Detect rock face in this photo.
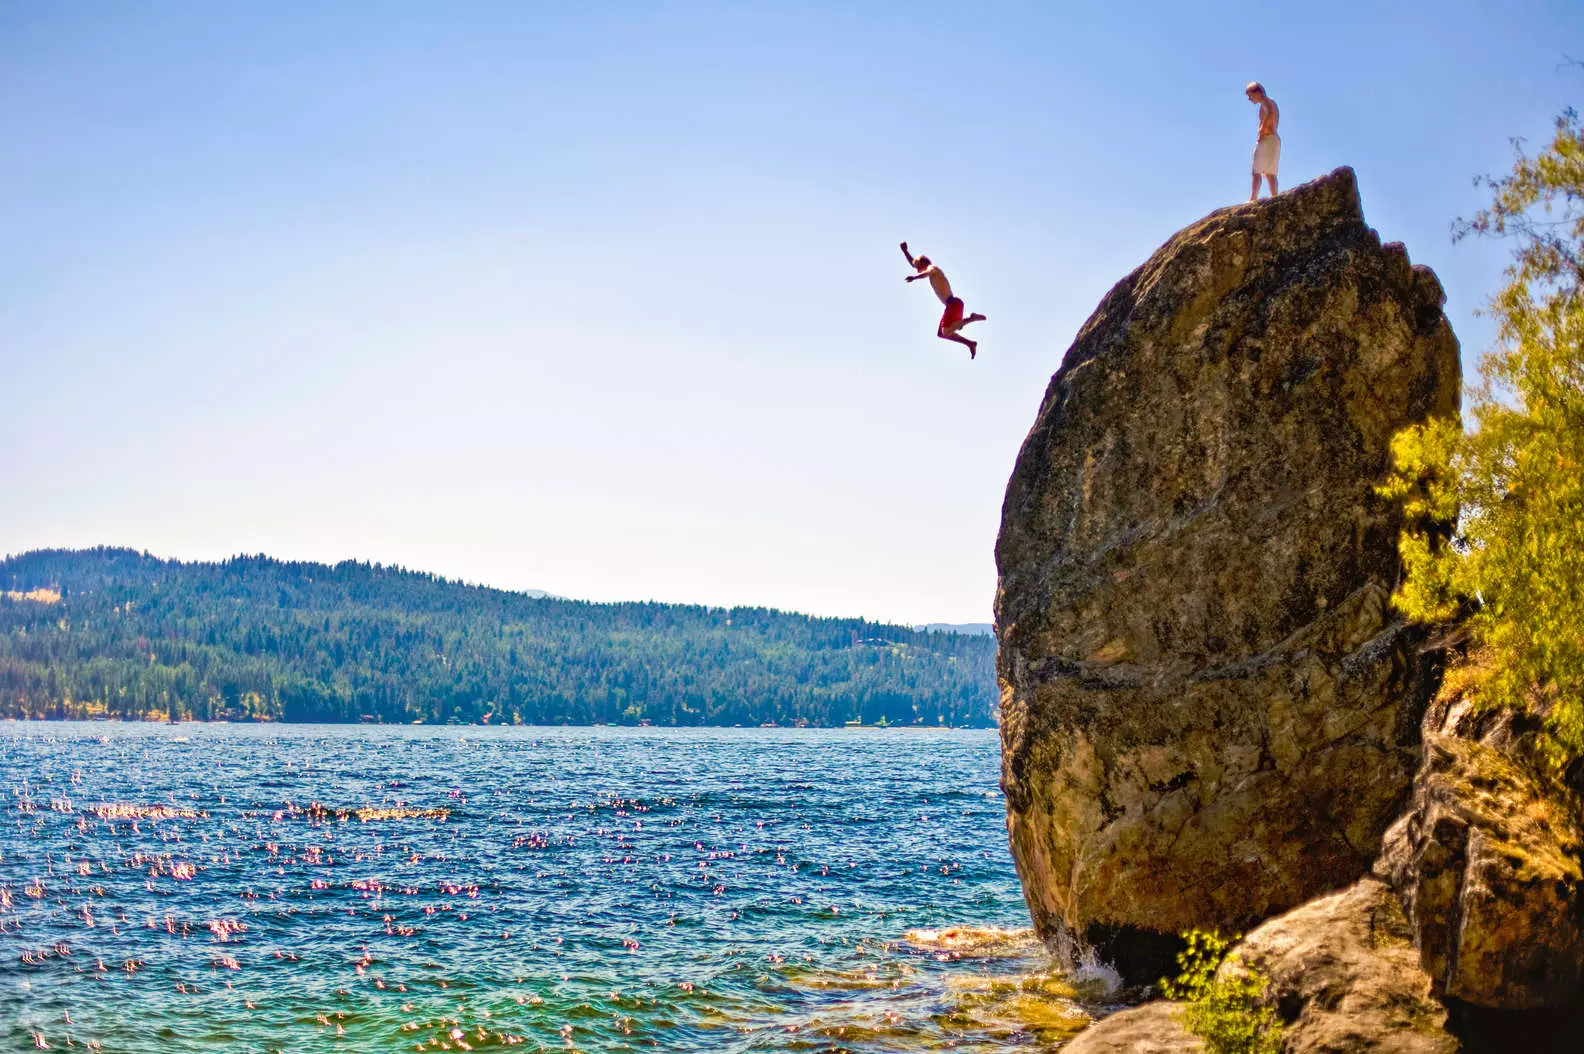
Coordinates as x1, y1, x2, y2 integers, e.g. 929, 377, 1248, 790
1066, 881, 1454, 1054
1377, 686, 1584, 1010
1233, 879, 1456, 1053
995, 168, 1461, 972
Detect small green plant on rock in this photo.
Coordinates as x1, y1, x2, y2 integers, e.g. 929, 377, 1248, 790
1161, 929, 1285, 1054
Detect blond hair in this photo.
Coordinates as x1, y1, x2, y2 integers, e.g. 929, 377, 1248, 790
1246, 81, 1265, 96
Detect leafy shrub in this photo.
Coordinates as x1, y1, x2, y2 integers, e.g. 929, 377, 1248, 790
1380, 109, 1584, 765
1160, 929, 1284, 1054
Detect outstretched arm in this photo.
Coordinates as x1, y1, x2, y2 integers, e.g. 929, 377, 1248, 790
899, 241, 917, 269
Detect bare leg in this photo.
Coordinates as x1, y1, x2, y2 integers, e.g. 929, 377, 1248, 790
1267, 174, 1279, 196
960, 312, 987, 326
1250, 173, 1261, 201
939, 329, 978, 359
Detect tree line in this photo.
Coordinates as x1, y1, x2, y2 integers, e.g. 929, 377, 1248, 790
0, 548, 997, 727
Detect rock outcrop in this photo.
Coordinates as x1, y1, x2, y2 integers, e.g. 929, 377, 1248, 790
1063, 1003, 1201, 1054
995, 167, 1461, 974
1232, 879, 1456, 1053
1069, 879, 1457, 1053
1377, 681, 1584, 1010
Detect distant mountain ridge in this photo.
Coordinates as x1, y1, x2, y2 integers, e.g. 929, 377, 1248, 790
0, 548, 997, 727
919, 622, 994, 636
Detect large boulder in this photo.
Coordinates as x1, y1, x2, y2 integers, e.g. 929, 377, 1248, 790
995, 168, 1461, 974
1377, 685, 1584, 1010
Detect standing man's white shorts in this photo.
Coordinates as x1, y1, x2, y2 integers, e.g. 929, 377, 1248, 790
1253, 133, 1281, 177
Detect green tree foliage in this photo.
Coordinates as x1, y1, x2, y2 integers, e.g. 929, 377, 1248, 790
1161, 930, 1284, 1054
0, 548, 997, 726
1381, 108, 1584, 759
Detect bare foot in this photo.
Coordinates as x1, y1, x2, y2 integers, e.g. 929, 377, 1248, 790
967, 313, 987, 323
968, 342, 978, 360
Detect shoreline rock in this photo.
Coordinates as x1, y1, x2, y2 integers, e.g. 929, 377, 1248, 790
1232, 878, 1456, 1052
1377, 682, 1584, 1010
995, 167, 1461, 977
1066, 879, 1458, 1053
1063, 1002, 1201, 1053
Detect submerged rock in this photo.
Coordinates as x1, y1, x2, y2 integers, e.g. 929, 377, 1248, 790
995, 168, 1461, 974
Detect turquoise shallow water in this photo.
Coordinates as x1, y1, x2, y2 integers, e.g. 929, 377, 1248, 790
0, 724, 1097, 1052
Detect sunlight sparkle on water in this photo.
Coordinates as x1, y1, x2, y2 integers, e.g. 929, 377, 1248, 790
0, 725, 1102, 1052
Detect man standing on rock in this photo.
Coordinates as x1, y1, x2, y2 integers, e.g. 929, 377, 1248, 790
1247, 81, 1280, 200
900, 242, 987, 359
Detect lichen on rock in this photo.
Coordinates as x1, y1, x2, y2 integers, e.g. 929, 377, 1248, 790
994, 167, 1461, 976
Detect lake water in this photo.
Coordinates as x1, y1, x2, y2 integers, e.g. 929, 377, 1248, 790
0, 724, 1104, 1052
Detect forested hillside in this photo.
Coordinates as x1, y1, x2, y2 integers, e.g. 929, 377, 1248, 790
0, 549, 996, 726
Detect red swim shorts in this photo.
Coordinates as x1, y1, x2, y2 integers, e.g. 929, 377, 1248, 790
938, 296, 965, 332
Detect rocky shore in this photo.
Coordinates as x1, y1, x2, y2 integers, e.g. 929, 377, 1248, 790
996, 168, 1583, 1050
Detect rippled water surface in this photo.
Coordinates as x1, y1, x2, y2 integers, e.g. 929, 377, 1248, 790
1, 724, 1099, 1052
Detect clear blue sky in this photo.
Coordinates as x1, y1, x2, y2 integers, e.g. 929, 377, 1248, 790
2, 1, 1578, 624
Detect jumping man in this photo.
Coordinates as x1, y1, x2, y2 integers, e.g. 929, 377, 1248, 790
900, 242, 986, 359
1246, 81, 1280, 200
